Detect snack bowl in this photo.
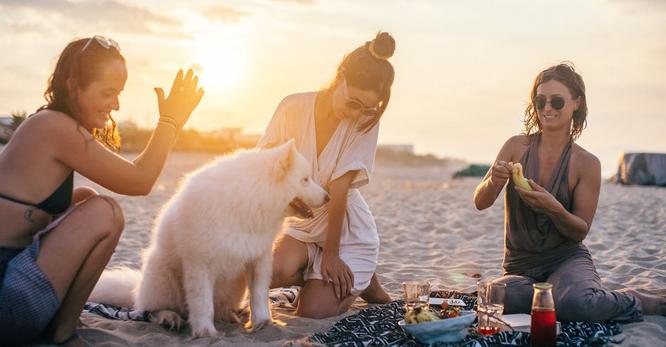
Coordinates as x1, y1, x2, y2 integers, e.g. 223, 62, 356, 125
398, 310, 476, 344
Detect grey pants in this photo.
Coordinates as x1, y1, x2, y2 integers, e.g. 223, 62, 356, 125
495, 248, 642, 323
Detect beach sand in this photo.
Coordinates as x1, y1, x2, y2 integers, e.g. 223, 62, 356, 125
48, 153, 666, 345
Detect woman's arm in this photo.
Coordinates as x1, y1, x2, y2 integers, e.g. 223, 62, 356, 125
321, 170, 358, 300
53, 70, 204, 195
516, 153, 601, 242
474, 136, 519, 210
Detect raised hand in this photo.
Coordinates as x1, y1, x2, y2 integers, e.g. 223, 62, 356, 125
154, 69, 205, 128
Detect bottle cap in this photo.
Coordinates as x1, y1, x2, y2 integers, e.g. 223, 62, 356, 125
533, 282, 553, 289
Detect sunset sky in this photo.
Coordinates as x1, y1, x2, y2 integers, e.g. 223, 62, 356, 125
1, 0, 665, 176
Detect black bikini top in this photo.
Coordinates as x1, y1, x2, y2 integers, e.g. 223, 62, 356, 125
0, 172, 73, 215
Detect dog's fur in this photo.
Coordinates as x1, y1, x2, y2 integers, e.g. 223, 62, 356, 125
90, 140, 328, 337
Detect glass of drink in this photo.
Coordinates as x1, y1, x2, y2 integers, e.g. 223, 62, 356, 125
417, 281, 431, 308
403, 280, 431, 310
531, 282, 556, 347
402, 281, 419, 310
477, 280, 506, 335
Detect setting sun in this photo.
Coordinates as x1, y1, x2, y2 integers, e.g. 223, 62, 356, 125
192, 37, 247, 92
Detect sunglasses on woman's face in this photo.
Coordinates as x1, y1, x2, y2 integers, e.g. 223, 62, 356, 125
82, 35, 121, 52
533, 95, 567, 111
342, 79, 380, 117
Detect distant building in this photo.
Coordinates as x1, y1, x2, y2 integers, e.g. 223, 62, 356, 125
377, 144, 414, 155
0, 116, 14, 143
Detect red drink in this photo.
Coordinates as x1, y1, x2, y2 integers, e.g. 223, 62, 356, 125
477, 326, 501, 335
531, 308, 556, 347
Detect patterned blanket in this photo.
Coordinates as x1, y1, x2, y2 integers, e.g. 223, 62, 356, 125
310, 291, 622, 347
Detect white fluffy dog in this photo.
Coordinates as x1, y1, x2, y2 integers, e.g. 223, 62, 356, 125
91, 140, 328, 337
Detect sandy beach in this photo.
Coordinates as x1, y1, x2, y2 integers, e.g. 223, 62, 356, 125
45, 152, 666, 345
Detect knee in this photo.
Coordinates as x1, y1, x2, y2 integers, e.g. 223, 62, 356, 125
82, 195, 125, 238
73, 186, 98, 204
296, 303, 336, 319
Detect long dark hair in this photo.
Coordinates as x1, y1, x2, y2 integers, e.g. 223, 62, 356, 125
523, 62, 588, 141
328, 31, 396, 132
38, 37, 125, 150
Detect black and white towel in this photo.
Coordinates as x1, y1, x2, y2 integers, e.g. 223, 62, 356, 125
310, 291, 622, 347
83, 286, 301, 322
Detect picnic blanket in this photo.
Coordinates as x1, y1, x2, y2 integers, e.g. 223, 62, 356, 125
310, 290, 622, 347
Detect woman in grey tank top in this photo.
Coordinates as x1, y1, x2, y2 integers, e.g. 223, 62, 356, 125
473, 63, 664, 322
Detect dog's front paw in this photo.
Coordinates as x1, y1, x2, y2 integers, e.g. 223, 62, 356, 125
190, 318, 218, 338
152, 310, 185, 331
245, 318, 270, 332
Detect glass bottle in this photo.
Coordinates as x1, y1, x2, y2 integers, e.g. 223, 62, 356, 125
531, 282, 556, 347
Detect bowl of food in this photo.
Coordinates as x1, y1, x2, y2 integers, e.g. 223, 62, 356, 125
398, 305, 476, 344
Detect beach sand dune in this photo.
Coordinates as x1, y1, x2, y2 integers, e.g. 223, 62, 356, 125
69, 153, 665, 346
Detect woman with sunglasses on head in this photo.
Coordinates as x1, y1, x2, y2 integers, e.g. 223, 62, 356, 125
473, 63, 663, 322
0, 36, 203, 345
258, 32, 394, 318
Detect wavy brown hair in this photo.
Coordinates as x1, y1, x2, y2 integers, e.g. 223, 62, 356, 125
38, 37, 125, 150
326, 31, 396, 133
523, 62, 587, 141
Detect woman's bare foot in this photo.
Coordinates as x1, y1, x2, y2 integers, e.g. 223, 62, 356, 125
360, 273, 392, 304
621, 288, 666, 316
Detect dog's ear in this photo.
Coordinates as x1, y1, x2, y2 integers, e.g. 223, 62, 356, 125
272, 139, 296, 181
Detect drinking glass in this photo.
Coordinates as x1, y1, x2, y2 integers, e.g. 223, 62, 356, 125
417, 281, 431, 308
403, 281, 431, 310
477, 280, 506, 335
402, 281, 419, 310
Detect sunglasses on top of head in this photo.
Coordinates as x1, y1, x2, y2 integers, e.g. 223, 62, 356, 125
533, 95, 569, 111
342, 79, 381, 117
82, 35, 121, 52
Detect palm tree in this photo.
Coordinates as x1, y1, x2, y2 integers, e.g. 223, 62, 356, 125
0, 111, 28, 144
10, 110, 27, 130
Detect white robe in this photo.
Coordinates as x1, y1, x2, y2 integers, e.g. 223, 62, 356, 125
257, 92, 380, 293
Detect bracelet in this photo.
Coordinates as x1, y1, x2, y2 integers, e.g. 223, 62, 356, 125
159, 115, 180, 129
157, 120, 178, 132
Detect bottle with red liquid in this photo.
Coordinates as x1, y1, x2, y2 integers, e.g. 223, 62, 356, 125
531, 282, 556, 347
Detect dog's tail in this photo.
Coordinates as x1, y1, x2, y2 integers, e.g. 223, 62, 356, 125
89, 267, 141, 308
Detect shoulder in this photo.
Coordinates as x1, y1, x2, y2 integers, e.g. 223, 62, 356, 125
274, 92, 317, 121
278, 92, 316, 109
505, 134, 530, 147
571, 143, 601, 172
501, 134, 531, 160
15, 110, 85, 139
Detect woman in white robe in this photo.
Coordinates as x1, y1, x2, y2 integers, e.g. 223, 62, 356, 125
258, 32, 396, 318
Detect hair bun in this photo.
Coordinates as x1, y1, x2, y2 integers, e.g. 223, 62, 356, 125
369, 31, 395, 60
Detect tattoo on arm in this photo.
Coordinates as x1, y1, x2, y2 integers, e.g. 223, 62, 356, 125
24, 208, 36, 223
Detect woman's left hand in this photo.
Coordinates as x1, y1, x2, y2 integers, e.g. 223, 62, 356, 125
320, 250, 354, 300
154, 69, 205, 128
514, 180, 563, 214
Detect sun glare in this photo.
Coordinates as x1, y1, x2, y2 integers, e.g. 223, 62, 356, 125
192, 38, 247, 93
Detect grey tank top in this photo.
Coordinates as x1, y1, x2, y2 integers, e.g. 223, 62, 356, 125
503, 134, 583, 274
